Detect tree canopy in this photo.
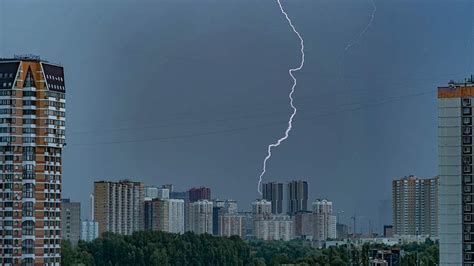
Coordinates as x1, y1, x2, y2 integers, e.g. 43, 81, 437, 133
62, 232, 438, 266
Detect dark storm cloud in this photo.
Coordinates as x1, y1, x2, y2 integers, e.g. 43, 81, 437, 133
0, 0, 472, 232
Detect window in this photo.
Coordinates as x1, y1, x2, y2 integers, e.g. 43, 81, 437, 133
464, 156, 473, 164
22, 202, 34, 217
464, 98, 472, 107
466, 186, 473, 193
463, 136, 472, 145
466, 253, 473, 262
464, 147, 473, 154
464, 175, 472, 184
21, 220, 35, 236
21, 239, 34, 255
465, 126, 473, 135
22, 183, 34, 199
465, 165, 473, 174
465, 204, 473, 212
464, 117, 473, 125
463, 107, 472, 115
465, 195, 473, 203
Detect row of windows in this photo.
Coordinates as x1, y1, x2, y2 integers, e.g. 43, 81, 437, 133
0, 136, 15, 142
45, 91, 65, 99
46, 74, 63, 82
0, 73, 14, 79
47, 101, 65, 108
44, 137, 66, 145
2, 82, 12, 88
0, 127, 15, 133
0, 127, 64, 136
0, 99, 12, 105
44, 109, 65, 117
48, 84, 65, 91
44, 119, 66, 126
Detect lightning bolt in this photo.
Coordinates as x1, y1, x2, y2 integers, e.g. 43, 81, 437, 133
344, 0, 377, 51
257, 0, 305, 195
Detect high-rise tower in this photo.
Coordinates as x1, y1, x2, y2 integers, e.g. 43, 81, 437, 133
288, 180, 308, 214
438, 77, 474, 265
0, 55, 66, 265
93, 180, 145, 236
262, 182, 283, 214
392, 175, 438, 237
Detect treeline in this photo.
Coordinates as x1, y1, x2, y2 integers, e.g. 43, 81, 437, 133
62, 231, 438, 266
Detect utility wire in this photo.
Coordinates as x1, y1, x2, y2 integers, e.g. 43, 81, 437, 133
67, 89, 435, 147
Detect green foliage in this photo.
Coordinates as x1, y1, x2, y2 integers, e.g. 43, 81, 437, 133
61, 232, 439, 266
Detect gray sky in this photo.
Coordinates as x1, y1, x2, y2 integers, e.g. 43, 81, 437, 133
1, 0, 472, 233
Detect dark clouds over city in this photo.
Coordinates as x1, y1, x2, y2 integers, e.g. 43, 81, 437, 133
1, 0, 472, 232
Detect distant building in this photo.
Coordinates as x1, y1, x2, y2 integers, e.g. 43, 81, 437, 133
145, 199, 169, 231
144, 198, 184, 234
369, 248, 401, 266
162, 184, 174, 192
262, 182, 284, 214
392, 175, 438, 237
186, 200, 213, 234
252, 199, 294, 241
213, 199, 238, 235
213, 203, 224, 236
94, 180, 145, 235
336, 223, 349, 239
252, 199, 272, 219
170, 191, 188, 202
145, 186, 169, 201
81, 220, 99, 242
61, 199, 81, 246
253, 215, 294, 241
239, 212, 254, 239
313, 199, 337, 241
145, 186, 159, 200
294, 211, 314, 240
288, 180, 309, 214
218, 214, 246, 238
188, 187, 211, 202
168, 199, 185, 233
383, 225, 394, 238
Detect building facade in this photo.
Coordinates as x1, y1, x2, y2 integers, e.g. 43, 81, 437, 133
188, 187, 211, 202
262, 182, 284, 214
312, 199, 337, 241
144, 186, 169, 201
186, 200, 213, 234
438, 79, 474, 265
252, 199, 272, 218
218, 213, 245, 238
93, 180, 145, 236
60, 199, 81, 246
288, 180, 308, 214
392, 175, 439, 237
0, 56, 66, 265
145, 198, 185, 234
144, 198, 169, 232
294, 211, 314, 240
80, 220, 99, 242
253, 215, 294, 241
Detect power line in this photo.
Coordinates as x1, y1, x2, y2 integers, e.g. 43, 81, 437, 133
67, 89, 435, 147
70, 76, 442, 134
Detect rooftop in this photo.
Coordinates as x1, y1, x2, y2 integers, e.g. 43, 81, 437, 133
447, 75, 474, 87
0, 54, 46, 62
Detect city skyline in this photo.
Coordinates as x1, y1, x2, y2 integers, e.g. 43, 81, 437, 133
0, 0, 472, 237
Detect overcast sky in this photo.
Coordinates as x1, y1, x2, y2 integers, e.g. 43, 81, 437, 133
1, 0, 472, 233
